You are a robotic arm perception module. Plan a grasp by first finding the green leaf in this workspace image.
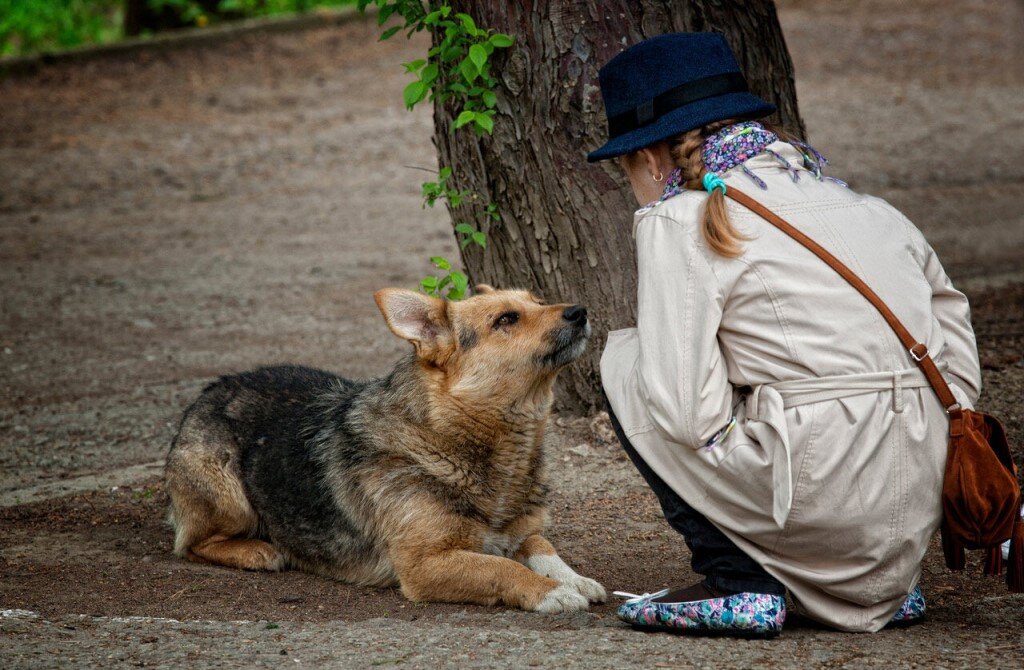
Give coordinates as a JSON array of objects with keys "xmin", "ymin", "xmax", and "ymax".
[
  {"xmin": 453, "ymin": 110, "xmax": 476, "ymax": 129},
  {"xmin": 403, "ymin": 59, "xmax": 426, "ymax": 73},
  {"xmin": 430, "ymin": 256, "xmax": 451, "ymax": 270},
  {"xmin": 459, "ymin": 57, "xmax": 479, "ymax": 83},
  {"xmin": 421, "ymin": 63, "xmax": 439, "ymax": 85},
  {"xmin": 380, "ymin": 25, "xmax": 401, "ymax": 41},
  {"xmin": 441, "ymin": 45, "xmax": 462, "ymax": 62},
  {"xmin": 482, "ymin": 90, "xmax": 497, "ymax": 108},
  {"xmin": 490, "ymin": 33, "xmax": 514, "ymax": 48},
  {"xmin": 439, "ymin": 166, "xmax": 453, "ymax": 180},
  {"xmin": 454, "ymin": 223, "xmax": 475, "ymax": 234},
  {"xmin": 450, "ymin": 271, "xmax": 469, "ymax": 293},
  {"xmin": 403, "ymin": 80, "xmax": 427, "ymax": 109},
  {"xmin": 469, "ymin": 44, "xmax": 487, "ymax": 71},
  {"xmin": 473, "ymin": 111, "xmax": 494, "ymax": 134},
  {"xmin": 472, "ymin": 231, "xmax": 487, "ymax": 248},
  {"xmin": 420, "ymin": 276, "xmax": 439, "ymax": 289},
  {"xmin": 456, "ymin": 13, "xmax": 477, "ymax": 34},
  {"xmin": 460, "ymin": 237, "xmax": 472, "ymax": 249}
]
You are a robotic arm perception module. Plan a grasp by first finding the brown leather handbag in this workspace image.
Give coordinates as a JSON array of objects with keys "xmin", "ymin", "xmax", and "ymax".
[{"xmin": 725, "ymin": 186, "xmax": 1024, "ymax": 591}]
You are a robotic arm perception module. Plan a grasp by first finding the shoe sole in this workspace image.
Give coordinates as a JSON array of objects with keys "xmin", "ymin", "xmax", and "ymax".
[{"xmin": 629, "ymin": 622, "xmax": 782, "ymax": 640}]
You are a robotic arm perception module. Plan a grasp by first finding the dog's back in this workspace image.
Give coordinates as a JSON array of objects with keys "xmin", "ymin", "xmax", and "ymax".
[{"xmin": 165, "ymin": 365, "xmax": 391, "ymax": 582}]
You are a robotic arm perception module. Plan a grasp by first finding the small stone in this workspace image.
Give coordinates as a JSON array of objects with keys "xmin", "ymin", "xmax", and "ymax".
[{"xmin": 569, "ymin": 444, "xmax": 591, "ymax": 457}]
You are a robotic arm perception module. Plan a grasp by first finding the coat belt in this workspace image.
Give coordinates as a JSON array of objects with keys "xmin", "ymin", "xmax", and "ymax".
[{"xmin": 743, "ymin": 368, "xmax": 935, "ymax": 529}]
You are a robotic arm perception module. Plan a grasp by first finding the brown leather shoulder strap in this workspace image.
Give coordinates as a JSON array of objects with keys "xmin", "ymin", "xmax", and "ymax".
[{"xmin": 724, "ymin": 187, "xmax": 962, "ymax": 418}]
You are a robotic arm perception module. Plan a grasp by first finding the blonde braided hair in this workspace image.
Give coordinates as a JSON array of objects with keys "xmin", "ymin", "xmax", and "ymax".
[{"xmin": 667, "ymin": 118, "xmax": 748, "ymax": 258}]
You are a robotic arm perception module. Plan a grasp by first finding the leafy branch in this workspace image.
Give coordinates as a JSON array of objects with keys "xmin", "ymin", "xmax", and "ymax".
[{"xmin": 357, "ymin": 0, "xmax": 512, "ymax": 300}]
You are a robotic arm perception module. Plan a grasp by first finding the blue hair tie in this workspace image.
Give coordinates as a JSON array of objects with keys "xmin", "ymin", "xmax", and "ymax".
[{"xmin": 703, "ymin": 172, "xmax": 727, "ymax": 195}]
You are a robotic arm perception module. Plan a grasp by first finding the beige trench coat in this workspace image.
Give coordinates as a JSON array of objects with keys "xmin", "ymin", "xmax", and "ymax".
[{"xmin": 601, "ymin": 142, "xmax": 981, "ymax": 632}]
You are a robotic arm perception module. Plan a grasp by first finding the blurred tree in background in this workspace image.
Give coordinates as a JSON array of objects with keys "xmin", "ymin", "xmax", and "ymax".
[
  {"xmin": 1, "ymin": 0, "xmax": 123, "ymax": 55},
  {"xmin": 0, "ymin": 0, "xmax": 354, "ymax": 56}
]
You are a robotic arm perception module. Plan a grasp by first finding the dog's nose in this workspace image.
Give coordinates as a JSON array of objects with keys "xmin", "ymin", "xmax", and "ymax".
[{"xmin": 563, "ymin": 304, "xmax": 587, "ymax": 324}]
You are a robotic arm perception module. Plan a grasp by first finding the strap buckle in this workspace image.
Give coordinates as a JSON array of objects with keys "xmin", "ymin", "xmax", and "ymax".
[
  {"xmin": 946, "ymin": 403, "xmax": 962, "ymax": 415},
  {"xmin": 909, "ymin": 343, "xmax": 928, "ymax": 362}
]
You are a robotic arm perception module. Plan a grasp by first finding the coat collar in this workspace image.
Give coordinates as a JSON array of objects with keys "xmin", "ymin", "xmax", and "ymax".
[{"xmin": 631, "ymin": 141, "xmax": 813, "ymax": 238}]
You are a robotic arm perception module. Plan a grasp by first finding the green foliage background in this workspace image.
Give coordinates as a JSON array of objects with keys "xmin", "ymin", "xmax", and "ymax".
[
  {"xmin": 0, "ymin": 0, "xmax": 356, "ymax": 57},
  {"xmin": 1, "ymin": 0, "xmax": 122, "ymax": 56}
]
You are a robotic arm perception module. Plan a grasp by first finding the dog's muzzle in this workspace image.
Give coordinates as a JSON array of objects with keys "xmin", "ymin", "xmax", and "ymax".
[{"xmin": 542, "ymin": 305, "xmax": 590, "ymax": 367}]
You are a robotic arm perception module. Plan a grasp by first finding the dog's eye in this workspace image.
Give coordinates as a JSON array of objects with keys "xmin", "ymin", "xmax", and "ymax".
[{"xmin": 493, "ymin": 311, "xmax": 519, "ymax": 328}]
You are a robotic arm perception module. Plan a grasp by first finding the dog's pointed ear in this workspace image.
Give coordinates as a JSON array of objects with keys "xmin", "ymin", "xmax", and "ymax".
[
  {"xmin": 473, "ymin": 283, "xmax": 495, "ymax": 295},
  {"xmin": 374, "ymin": 289, "xmax": 453, "ymax": 361}
]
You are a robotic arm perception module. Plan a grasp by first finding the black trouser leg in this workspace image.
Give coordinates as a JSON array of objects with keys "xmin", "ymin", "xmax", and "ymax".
[{"xmin": 603, "ymin": 391, "xmax": 785, "ymax": 596}]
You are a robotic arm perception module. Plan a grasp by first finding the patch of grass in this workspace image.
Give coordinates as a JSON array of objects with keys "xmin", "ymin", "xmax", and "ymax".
[{"xmin": 0, "ymin": 0, "xmax": 357, "ymax": 58}]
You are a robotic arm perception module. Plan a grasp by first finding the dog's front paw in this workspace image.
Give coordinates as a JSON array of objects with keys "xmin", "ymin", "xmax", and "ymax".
[
  {"xmin": 526, "ymin": 554, "xmax": 606, "ymax": 604},
  {"xmin": 532, "ymin": 584, "xmax": 590, "ymax": 614},
  {"xmin": 563, "ymin": 574, "xmax": 607, "ymax": 604}
]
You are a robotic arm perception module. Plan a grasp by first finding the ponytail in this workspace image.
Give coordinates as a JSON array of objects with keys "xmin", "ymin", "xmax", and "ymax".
[{"xmin": 699, "ymin": 184, "xmax": 741, "ymax": 257}]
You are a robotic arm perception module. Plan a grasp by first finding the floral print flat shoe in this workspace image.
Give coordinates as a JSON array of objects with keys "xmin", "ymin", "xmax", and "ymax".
[
  {"xmin": 615, "ymin": 584, "xmax": 786, "ymax": 638},
  {"xmin": 888, "ymin": 586, "xmax": 926, "ymax": 626}
]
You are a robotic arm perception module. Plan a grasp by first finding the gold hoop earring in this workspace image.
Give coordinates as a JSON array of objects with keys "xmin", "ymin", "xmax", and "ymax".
[{"xmin": 653, "ymin": 171, "xmax": 664, "ymax": 182}]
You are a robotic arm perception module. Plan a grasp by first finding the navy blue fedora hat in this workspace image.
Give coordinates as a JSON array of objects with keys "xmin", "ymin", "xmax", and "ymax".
[{"xmin": 587, "ymin": 32, "xmax": 776, "ymax": 162}]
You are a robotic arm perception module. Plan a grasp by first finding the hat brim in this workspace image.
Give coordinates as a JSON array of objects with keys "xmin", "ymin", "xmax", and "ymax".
[{"xmin": 586, "ymin": 92, "xmax": 777, "ymax": 162}]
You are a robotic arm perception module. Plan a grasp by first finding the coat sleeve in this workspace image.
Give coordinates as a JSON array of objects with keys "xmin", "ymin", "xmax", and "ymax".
[
  {"xmin": 632, "ymin": 213, "xmax": 734, "ymax": 448},
  {"xmin": 902, "ymin": 217, "xmax": 982, "ymax": 406}
]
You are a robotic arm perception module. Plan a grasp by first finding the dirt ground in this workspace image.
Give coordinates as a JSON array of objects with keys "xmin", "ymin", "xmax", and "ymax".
[{"xmin": 1, "ymin": 0, "xmax": 1023, "ymax": 667}]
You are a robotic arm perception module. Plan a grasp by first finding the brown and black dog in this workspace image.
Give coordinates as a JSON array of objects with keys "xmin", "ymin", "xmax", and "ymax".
[{"xmin": 164, "ymin": 285, "xmax": 605, "ymax": 612}]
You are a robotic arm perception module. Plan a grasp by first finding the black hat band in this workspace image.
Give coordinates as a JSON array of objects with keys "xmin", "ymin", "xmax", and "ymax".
[{"xmin": 606, "ymin": 71, "xmax": 750, "ymax": 139}]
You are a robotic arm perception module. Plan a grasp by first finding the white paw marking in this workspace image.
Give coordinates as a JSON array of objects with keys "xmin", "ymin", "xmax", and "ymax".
[
  {"xmin": 526, "ymin": 554, "xmax": 607, "ymax": 604},
  {"xmin": 533, "ymin": 583, "xmax": 590, "ymax": 614}
]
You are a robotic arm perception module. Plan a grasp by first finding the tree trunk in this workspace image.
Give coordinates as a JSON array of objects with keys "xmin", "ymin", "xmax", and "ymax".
[{"xmin": 433, "ymin": 0, "xmax": 804, "ymax": 413}]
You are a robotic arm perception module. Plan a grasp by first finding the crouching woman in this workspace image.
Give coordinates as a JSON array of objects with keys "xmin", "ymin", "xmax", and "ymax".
[{"xmin": 590, "ymin": 34, "xmax": 981, "ymax": 635}]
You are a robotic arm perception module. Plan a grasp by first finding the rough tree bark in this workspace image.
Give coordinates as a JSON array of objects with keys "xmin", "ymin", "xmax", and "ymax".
[{"xmin": 433, "ymin": 0, "xmax": 804, "ymax": 413}]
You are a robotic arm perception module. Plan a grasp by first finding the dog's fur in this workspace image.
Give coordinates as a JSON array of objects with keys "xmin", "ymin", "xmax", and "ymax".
[{"xmin": 164, "ymin": 285, "xmax": 605, "ymax": 612}]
